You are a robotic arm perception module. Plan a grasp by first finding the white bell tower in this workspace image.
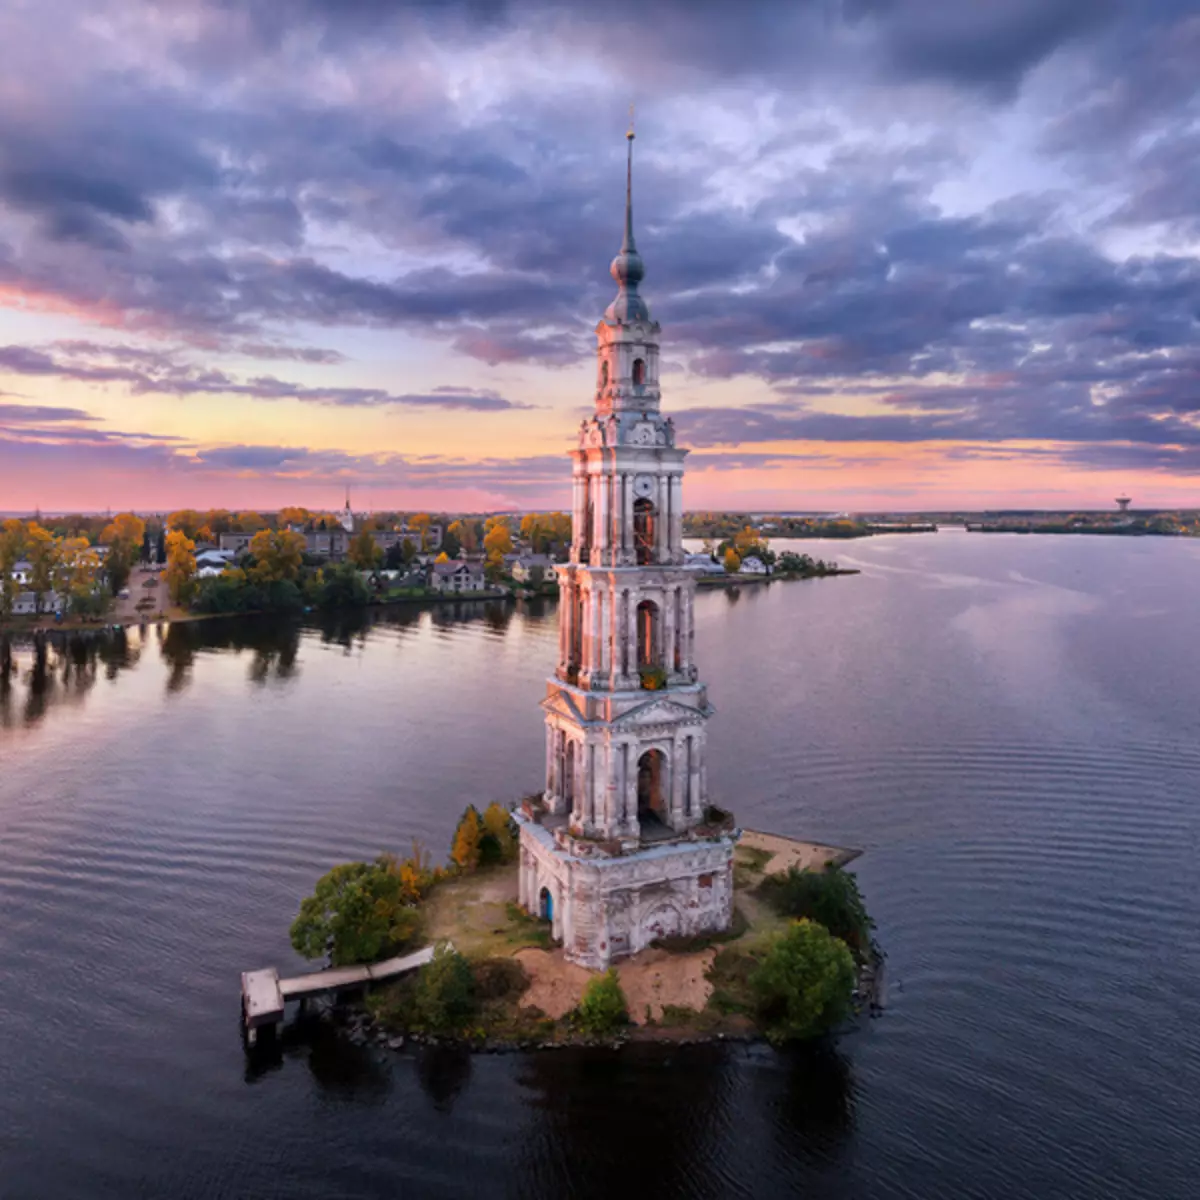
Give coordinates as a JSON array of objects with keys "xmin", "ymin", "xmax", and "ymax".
[{"xmin": 515, "ymin": 126, "xmax": 735, "ymax": 969}]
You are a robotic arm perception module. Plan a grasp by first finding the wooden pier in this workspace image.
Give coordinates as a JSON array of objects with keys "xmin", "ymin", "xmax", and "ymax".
[{"xmin": 240, "ymin": 945, "xmax": 438, "ymax": 1047}]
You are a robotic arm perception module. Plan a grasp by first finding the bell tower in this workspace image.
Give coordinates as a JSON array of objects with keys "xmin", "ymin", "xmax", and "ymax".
[{"xmin": 516, "ymin": 126, "xmax": 735, "ymax": 969}]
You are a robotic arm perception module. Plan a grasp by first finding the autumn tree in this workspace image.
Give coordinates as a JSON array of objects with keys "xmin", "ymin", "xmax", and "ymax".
[
  {"xmin": 409, "ymin": 513, "xmax": 433, "ymax": 550},
  {"xmin": 447, "ymin": 518, "xmax": 479, "ymax": 553},
  {"xmin": 450, "ymin": 805, "xmax": 484, "ymax": 871},
  {"xmin": 166, "ymin": 509, "xmax": 204, "ymax": 540},
  {"xmin": 164, "ymin": 530, "xmax": 197, "ymax": 605},
  {"xmin": 483, "ymin": 517, "xmax": 513, "ymax": 580},
  {"xmin": 234, "ymin": 511, "xmax": 267, "ymax": 534},
  {"xmin": 480, "ymin": 802, "xmax": 517, "ymax": 864},
  {"xmin": 348, "ymin": 530, "xmax": 383, "ymax": 570},
  {"xmin": 434, "ymin": 550, "xmax": 450, "ymax": 564},
  {"xmin": 100, "ymin": 512, "xmax": 146, "ymax": 595},
  {"xmin": 289, "ymin": 858, "xmax": 422, "ymax": 967},
  {"xmin": 440, "ymin": 525, "xmax": 461, "ymax": 559},
  {"xmin": 25, "ymin": 523, "xmax": 58, "ymax": 614},
  {"xmin": 248, "ymin": 528, "xmax": 305, "ymax": 583},
  {"xmin": 278, "ymin": 506, "xmax": 311, "ymax": 528},
  {"xmin": 57, "ymin": 537, "xmax": 105, "ymax": 615},
  {"xmin": 0, "ymin": 519, "xmax": 27, "ymax": 619},
  {"xmin": 723, "ymin": 548, "xmax": 741, "ymax": 574}
]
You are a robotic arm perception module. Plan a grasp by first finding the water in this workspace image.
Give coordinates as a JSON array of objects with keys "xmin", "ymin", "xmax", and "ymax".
[{"xmin": 1, "ymin": 531, "xmax": 1198, "ymax": 1199}]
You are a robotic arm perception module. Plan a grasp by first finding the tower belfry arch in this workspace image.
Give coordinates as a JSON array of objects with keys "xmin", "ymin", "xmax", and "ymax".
[{"xmin": 515, "ymin": 127, "xmax": 736, "ymax": 970}]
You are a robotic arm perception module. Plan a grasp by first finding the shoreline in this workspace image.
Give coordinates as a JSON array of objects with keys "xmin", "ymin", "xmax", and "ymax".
[{"xmin": 246, "ymin": 831, "xmax": 882, "ymax": 1058}]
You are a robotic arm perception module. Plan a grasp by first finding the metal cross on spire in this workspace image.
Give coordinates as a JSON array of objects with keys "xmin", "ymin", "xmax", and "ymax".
[{"xmin": 623, "ymin": 103, "xmax": 636, "ymax": 253}]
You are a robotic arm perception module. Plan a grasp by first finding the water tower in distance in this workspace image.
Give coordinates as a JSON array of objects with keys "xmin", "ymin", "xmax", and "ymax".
[{"xmin": 1116, "ymin": 495, "xmax": 1132, "ymax": 513}]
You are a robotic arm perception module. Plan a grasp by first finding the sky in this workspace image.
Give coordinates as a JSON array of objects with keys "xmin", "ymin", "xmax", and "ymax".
[{"xmin": 2, "ymin": 0, "xmax": 1200, "ymax": 514}]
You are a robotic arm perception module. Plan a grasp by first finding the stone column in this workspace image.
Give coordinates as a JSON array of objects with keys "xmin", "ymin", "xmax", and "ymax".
[
  {"xmin": 663, "ymin": 587, "xmax": 676, "ymax": 673},
  {"xmin": 670, "ymin": 732, "xmax": 686, "ymax": 827},
  {"xmin": 670, "ymin": 476, "xmax": 683, "ymax": 560},
  {"xmin": 657, "ymin": 474, "xmax": 669, "ymax": 562},
  {"xmin": 626, "ymin": 587, "xmax": 638, "ymax": 679},
  {"xmin": 624, "ymin": 742, "xmax": 638, "ymax": 832},
  {"xmin": 622, "ymin": 473, "xmax": 633, "ymax": 559},
  {"xmin": 572, "ymin": 472, "xmax": 585, "ymax": 557},
  {"xmin": 545, "ymin": 725, "xmax": 555, "ymax": 799},
  {"xmin": 596, "ymin": 470, "xmax": 610, "ymax": 561}
]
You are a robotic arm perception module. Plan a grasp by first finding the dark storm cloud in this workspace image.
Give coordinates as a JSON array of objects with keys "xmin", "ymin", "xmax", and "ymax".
[{"xmin": 1, "ymin": 0, "xmax": 1200, "ymax": 475}]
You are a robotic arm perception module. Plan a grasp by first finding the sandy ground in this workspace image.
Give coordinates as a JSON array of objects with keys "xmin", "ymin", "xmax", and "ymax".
[
  {"xmin": 516, "ymin": 945, "xmax": 717, "ymax": 1024},
  {"xmin": 738, "ymin": 829, "xmax": 860, "ymax": 875},
  {"xmin": 113, "ymin": 566, "xmax": 169, "ymax": 623}
]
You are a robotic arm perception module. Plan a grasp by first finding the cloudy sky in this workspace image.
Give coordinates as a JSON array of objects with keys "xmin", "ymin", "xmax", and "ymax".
[{"xmin": 1, "ymin": 0, "xmax": 1199, "ymax": 513}]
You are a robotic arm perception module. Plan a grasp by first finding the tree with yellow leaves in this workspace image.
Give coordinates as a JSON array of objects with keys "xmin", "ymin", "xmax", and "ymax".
[
  {"xmin": 166, "ymin": 509, "xmax": 204, "ymax": 540},
  {"xmin": 100, "ymin": 512, "xmax": 146, "ymax": 595},
  {"xmin": 446, "ymin": 518, "xmax": 478, "ymax": 554},
  {"xmin": 164, "ymin": 530, "xmax": 197, "ymax": 605},
  {"xmin": 483, "ymin": 516, "xmax": 513, "ymax": 581},
  {"xmin": 450, "ymin": 806, "xmax": 484, "ymax": 871},
  {"xmin": 277, "ymin": 506, "xmax": 310, "ymax": 528},
  {"xmin": 723, "ymin": 547, "xmax": 742, "ymax": 574},
  {"xmin": 348, "ymin": 530, "xmax": 383, "ymax": 570},
  {"xmin": 248, "ymin": 528, "xmax": 306, "ymax": 582},
  {"xmin": 434, "ymin": 550, "xmax": 450, "ymax": 564},
  {"xmin": 408, "ymin": 513, "xmax": 433, "ymax": 550},
  {"xmin": 25, "ymin": 523, "xmax": 58, "ymax": 614},
  {"xmin": 0, "ymin": 519, "xmax": 26, "ymax": 619},
  {"xmin": 234, "ymin": 511, "xmax": 267, "ymax": 534}
]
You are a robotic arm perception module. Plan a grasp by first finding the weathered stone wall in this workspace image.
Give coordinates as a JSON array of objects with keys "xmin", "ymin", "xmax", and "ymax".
[{"xmin": 518, "ymin": 816, "xmax": 734, "ymax": 971}]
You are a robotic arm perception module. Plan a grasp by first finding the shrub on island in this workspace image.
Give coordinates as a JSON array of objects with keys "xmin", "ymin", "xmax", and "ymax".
[
  {"xmin": 413, "ymin": 944, "xmax": 477, "ymax": 1033},
  {"xmin": 751, "ymin": 919, "xmax": 856, "ymax": 1043},
  {"xmin": 757, "ymin": 864, "xmax": 874, "ymax": 957},
  {"xmin": 289, "ymin": 856, "xmax": 425, "ymax": 966},
  {"xmin": 572, "ymin": 968, "xmax": 629, "ymax": 1035},
  {"xmin": 450, "ymin": 803, "xmax": 519, "ymax": 872}
]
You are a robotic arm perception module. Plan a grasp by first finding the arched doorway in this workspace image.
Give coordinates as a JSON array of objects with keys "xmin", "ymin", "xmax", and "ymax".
[
  {"xmin": 539, "ymin": 887, "xmax": 553, "ymax": 922},
  {"xmin": 634, "ymin": 497, "xmax": 655, "ymax": 565},
  {"xmin": 632, "ymin": 357, "xmax": 646, "ymax": 385},
  {"xmin": 637, "ymin": 749, "xmax": 668, "ymax": 826},
  {"xmin": 636, "ymin": 600, "xmax": 659, "ymax": 668}
]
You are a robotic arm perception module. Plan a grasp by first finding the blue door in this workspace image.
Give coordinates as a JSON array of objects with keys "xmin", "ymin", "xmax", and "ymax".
[{"xmin": 540, "ymin": 887, "xmax": 553, "ymax": 922}]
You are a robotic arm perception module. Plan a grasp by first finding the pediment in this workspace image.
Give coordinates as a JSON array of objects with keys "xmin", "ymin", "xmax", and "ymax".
[
  {"xmin": 612, "ymin": 696, "xmax": 707, "ymax": 728},
  {"xmin": 541, "ymin": 689, "xmax": 586, "ymax": 724}
]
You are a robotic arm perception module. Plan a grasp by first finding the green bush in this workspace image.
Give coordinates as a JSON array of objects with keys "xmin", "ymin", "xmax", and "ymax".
[
  {"xmin": 480, "ymin": 802, "xmax": 518, "ymax": 865},
  {"xmin": 751, "ymin": 919, "xmax": 856, "ymax": 1043},
  {"xmin": 757, "ymin": 864, "xmax": 873, "ymax": 955},
  {"xmin": 289, "ymin": 857, "xmax": 422, "ymax": 966},
  {"xmin": 573, "ymin": 968, "xmax": 629, "ymax": 1035},
  {"xmin": 414, "ymin": 944, "xmax": 477, "ymax": 1033}
]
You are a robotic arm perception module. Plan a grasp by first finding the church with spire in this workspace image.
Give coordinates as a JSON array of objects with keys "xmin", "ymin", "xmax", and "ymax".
[{"xmin": 515, "ymin": 127, "xmax": 736, "ymax": 969}]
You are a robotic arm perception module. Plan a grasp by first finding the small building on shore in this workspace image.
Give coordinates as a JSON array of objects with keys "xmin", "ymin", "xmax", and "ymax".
[{"xmin": 430, "ymin": 560, "xmax": 485, "ymax": 593}]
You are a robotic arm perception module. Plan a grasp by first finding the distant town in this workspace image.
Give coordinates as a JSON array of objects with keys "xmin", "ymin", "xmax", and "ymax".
[{"xmin": 1, "ymin": 499, "xmax": 1195, "ymax": 629}]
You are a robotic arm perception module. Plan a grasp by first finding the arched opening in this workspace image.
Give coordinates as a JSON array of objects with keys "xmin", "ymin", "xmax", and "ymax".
[
  {"xmin": 599, "ymin": 360, "xmax": 608, "ymax": 389},
  {"xmin": 539, "ymin": 887, "xmax": 553, "ymax": 922},
  {"xmin": 636, "ymin": 600, "xmax": 659, "ymax": 669},
  {"xmin": 632, "ymin": 357, "xmax": 646, "ymax": 385},
  {"xmin": 633, "ymin": 497, "xmax": 655, "ymax": 565},
  {"xmin": 637, "ymin": 749, "xmax": 668, "ymax": 828}
]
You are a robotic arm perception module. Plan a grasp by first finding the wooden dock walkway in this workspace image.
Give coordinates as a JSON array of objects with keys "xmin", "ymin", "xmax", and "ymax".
[{"xmin": 241, "ymin": 945, "xmax": 438, "ymax": 1046}]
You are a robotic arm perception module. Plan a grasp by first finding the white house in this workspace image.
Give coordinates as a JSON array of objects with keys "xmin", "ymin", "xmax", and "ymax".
[
  {"xmin": 13, "ymin": 590, "xmax": 63, "ymax": 616},
  {"xmin": 738, "ymin": 555, "xmax": 769, "ymax": 576},
  {"xmin": 511, "ymin": 553, "xmax": 553, "ymax": 582},
  {"xmin": 430, "ymin": 560, "xmax": 485, "ymax": 593},
  {"xmin": 195, "ymin": 548, "xmax": 235, "ymax": 578},
  {"xmin": 684, "ymin": 553, "xmax": 724, "ymax": 576}
]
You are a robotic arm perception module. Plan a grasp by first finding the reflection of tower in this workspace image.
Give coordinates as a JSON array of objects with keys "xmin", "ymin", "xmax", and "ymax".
[
  {"xmin": 515, "ymin": 126, "xmax": 734, "ymax": 970},
  {"xmin": 1116, "ymin": 496, "xmax": 1132, "ymax": 513}
]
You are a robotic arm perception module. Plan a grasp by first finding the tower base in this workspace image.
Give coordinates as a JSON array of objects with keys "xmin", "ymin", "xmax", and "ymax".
[{"xmin": 515, "ymin": 809, "xmax": 735, "ymax": 971}]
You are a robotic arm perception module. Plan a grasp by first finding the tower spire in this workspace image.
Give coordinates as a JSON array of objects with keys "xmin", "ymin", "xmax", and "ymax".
[
  {"xmin": 606, "ymin": 111, "xmax": 650, "ymax": 324},
  {"xmin": 623, "ymin": 105, "xmax": 636, "ymax": 254}
]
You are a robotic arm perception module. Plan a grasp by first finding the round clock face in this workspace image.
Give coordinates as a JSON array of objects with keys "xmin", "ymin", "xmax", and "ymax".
[{"xmin": 633, "ymin": 474, "xmax": 655, "ymax": 500}]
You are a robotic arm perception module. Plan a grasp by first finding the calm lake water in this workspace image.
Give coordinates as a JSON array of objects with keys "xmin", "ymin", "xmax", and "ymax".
[{"xmin": 2, "ymin": 530, "xmax": 1198, "ymax": 1199}]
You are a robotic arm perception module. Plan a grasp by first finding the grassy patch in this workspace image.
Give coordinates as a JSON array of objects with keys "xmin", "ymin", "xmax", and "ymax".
[{"xmin": 705, "ymin": 945, "xmax": 761, "ymax": 1017}]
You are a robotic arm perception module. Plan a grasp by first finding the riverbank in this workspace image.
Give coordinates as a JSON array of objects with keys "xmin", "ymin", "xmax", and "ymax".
[
  {"xmin": 290, "ymin": 830, "xmax": 879, "ymax": 1055},
  {"xmin": 697, "ymin": 567, "xmax": 860, "ymax": 589}
]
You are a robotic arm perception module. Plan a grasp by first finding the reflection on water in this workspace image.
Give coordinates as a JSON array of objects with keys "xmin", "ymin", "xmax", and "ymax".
[{"xmin": 1, "ymin": 537, "xmax": 1199, "ymax": 1199}]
